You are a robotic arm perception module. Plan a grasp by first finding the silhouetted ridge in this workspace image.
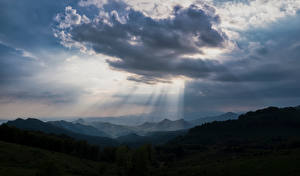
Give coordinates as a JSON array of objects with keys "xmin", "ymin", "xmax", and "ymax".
[
  {"xmin": 7, "ymin": 118, "xmax": 67, "ymax": 134},
  {"xmin": 189, "ymin": 112, "xmax": 239, "ymax": 126},
  {"xmin": 171, "ymin": 106, "xmax": 300, "ymax": 145},
  {"xmin": 238, "ymin": 106, "xmax": 299, "ymax": 122},
  {"xmin": 74, "ymin": 118, "xmax": 85, "ymax": 124}
]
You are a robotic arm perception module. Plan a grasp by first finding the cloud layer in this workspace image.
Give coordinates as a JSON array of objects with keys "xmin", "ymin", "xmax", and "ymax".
[
  {"xmin": 183, "ymin": 13, "xmax": 300, "ymax": 115},
  {"xmin": 55, "ymin": 1, "xmax": 227, "ymax": 83},
  {"xmin": 1, "ymin": 0, "xmax": 300, "ymax": 118}
]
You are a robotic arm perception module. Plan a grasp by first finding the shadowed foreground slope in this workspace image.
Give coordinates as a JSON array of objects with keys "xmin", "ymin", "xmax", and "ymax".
[{"xmin": 0, "ymin": 141, "xmax": 117, "ymax": 176}]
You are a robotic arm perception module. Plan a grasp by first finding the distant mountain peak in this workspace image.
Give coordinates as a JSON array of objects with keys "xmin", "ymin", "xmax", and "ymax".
[
  {"xmin": 223, "ymin": 112, "xmax": 237, "ymax": 116},
  {"xmin": 13, "ymin": 118, "xmax": 25, "ymax": 122},
  {"xmin": 74, "ymin": 118, "xmax": 85, "ymax": 124},
  {"xmin": 13, "ymin": 118, "xmax": 44, "ymax": 124},
  {"xmin": 176, "ymin": 119, "xmax": 186, "ymax": 122},
  {"xmin": 135, "ymin": 118, "xmax": 192, "ymax": 133},
  {"xmin": 160, "ymin": 119, "xmax": 172, "ymax": 123}
]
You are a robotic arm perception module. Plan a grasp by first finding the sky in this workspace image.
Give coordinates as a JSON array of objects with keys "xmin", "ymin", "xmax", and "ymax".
[{"xmin": 0, "ymin": 0, "xmax": 300, "ymax": 120}]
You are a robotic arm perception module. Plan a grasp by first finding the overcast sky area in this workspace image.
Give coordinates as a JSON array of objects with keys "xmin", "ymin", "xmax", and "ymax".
[{"xmin": 1, "ymin": 0, "xmax": 300, "ymax": 120}]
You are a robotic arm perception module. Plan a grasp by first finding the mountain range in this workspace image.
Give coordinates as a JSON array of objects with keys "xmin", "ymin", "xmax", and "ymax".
[
  {"xmin": 76, "ymin": 118, "xmax": 193, "ymax": 137},
  {"xmin": 3, "ymin": 111, "xmax": 241, "ymax": 147},
  {"xmin": 75, "ymin": 120, "xmax": 135, "ymax": 138},
  {"xmin": 75, "ymin": 112, "xmax": 239, "ymax": 127},
  {"xmin": 73, "ymin": 112, "xmax": 238, "ymax": 137},
  {"xmin": 74, "ymin": 115, "xmax": 160, "ymax": 126}
]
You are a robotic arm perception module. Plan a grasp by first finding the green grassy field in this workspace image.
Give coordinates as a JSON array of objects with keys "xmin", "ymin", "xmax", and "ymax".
[{"xmin": 0, "ymin": 141, "xmax": 117, "ymax": 176}]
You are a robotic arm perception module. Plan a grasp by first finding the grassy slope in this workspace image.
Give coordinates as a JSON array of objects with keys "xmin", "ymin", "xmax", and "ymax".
[
  {"xmin": 155, "ymin": 148, "xmax": 300, "ymax": 176},
  {"xmin": 0, "ymin": 141, "xmax": 117, "ymax": 176},
  {"xmin": 1, "ymin": 139, "xmax": 300, "ymax": 176}
]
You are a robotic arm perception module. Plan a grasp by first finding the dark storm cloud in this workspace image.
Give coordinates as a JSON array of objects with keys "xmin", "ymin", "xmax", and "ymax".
[
  {"xmin": 57, "ymin": 2, "xmax": 226, "ymax": 83},
  {"xmin": 214, "ymin": 14, "xmax": 300, "ymax": 83},
  {"xmin": 183, "ymin": 14, "xmax": 300, "ymax": 115}
]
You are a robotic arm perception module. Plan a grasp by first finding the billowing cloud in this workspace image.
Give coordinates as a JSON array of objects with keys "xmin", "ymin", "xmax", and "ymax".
[
  {"xmin": 55, "ymin": 1, "xmax": 227, "ymax": 84},
  {"xmin": 214, "ymin": 0, "xmax": 300, "ymax": 30},
  {"xmin": 183, "ymin": 13, "xmax": 300, "ymax": 115},
  {"xmin": 55, "ymin": 6, "xmax": 90, "ymax": 29}
]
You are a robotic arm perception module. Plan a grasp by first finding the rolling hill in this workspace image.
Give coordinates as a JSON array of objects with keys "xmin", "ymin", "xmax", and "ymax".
[
  {"xmin": 117, "ymin": 130, "xmax": 188, "ymax": 147},
  {"xmin": 188, "ymin": 112, "xmax": 239, "ymax": 127},
  {"xmin": 0, "ymin": 140, "xmax": 116, "ymax": 176},
  {"xmin": 6, "ymin": 118, "xmax": 118, "ymax": 147},
  {"xmin": 48, "ymin": 120, "xmax": 109, "ymax": 137}
]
